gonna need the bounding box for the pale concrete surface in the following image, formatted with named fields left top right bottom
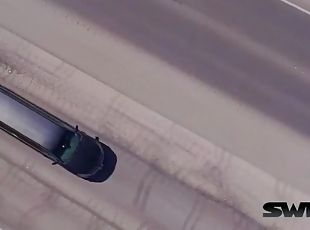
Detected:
left=0, top=157, right=118, bottom=230
left=0, top=22, right=266, bottom=230
left=0, top=78, right=264, bottom=230
left=0, top=0, right=310, bottom=229
left=0, top=27, right=309, bottom=229
left=0, top=0, right=310, bottom=197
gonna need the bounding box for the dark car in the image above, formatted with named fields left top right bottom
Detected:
left=0, top=85, right=117, bottom=182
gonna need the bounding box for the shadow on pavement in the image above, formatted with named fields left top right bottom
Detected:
left=50, top=0, right=310, bottom=137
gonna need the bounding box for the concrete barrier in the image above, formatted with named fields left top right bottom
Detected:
left=0, top=156, right=118, bottom=230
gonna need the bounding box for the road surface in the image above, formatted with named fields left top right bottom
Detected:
left=0, top=22, right=266, bottom=230
left=0, top=101, right=263, bottom=230
left=0, top=0, right=310, bottom=229
left=0, top=0, right=309, bottom=194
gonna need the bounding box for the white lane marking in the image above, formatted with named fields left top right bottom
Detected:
left=279, top=0, right=310, bottom=16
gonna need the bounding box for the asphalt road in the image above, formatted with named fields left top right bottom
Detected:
left=0, top=111, right=263, bottom=230
left=0, top=0, right=309, bottom=194
left=0, top=0, right=309, bottom=229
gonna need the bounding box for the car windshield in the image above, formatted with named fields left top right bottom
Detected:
left=56, top=132, right=80, bottom=163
